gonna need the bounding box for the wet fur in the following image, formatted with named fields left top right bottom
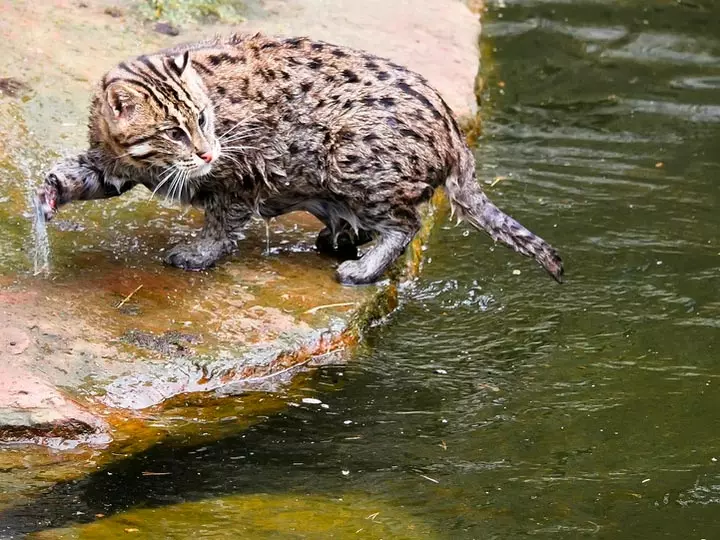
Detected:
left=37, top=33, right=563, bottom=284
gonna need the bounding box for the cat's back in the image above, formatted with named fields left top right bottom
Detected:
left=188, top=33, right=464, bottom=154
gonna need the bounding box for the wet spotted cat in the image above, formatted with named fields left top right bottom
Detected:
left=36, top=33, right=563, bottom=284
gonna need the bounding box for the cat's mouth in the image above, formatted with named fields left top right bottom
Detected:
left=189, top=144, right=220, bottom=178
left=190, top=161, right=214, bottom=178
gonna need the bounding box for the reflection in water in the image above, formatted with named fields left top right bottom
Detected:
left=3, top=0, right=720, bottom=538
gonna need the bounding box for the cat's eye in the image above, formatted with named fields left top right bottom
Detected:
left=167, top=127, right=187, bottom=142
left=198, top=111, right=207, bottom=128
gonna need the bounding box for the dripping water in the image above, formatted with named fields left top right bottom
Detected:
left=30, top=195, right=50, bottom=276
left=264, top=218, right=271, bottom=255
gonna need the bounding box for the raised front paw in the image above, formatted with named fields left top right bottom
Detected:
left=34, top=179, right=59, bottom=222
left=164, top=241, right=231, bottom=271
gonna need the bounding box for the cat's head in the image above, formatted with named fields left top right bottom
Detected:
left=95, top=50, right=221, bottom=179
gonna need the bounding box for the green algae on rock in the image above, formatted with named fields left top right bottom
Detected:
left=29, top=492, right=436, bottom=539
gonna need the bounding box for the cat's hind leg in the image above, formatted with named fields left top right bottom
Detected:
left=335, top=218, right=419, bottom=285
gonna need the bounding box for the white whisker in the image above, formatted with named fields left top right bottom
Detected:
left=222, top=145, right=259, bottom=152
left=164, top=168, right=182, bottom=204
left=217, top=113, right=258, bottom=139
left=149, top=166, right=176, bottom=200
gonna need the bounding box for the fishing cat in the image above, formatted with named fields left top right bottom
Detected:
left=35, top=33, right=564, bottom=284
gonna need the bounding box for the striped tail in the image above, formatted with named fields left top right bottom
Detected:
left=445, top=149, right=564, bottom=283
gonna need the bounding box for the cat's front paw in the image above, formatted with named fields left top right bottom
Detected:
left=35, top=179, right=59, bottom=222
left=164, top=241, right=229, bottom=271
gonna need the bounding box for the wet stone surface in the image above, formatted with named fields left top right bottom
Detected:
left=0, top=0, right=479, bottom=500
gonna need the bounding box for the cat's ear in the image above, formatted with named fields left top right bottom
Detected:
left=105, top=82, right=142, bottom=120
left=169, top=51, right=190, bottom=77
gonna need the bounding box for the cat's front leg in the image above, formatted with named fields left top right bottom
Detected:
left=164, top=194, right=251, bottom=271
left=36, top=151, right=135, bottom=221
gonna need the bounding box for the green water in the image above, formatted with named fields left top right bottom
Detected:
left=3, top=0, right=720, bottom=537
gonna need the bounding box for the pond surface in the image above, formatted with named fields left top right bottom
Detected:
left=3, top=0, right=720, bottom=537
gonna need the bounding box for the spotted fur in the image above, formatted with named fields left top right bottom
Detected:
left=36, top=33, right=563, bottom=284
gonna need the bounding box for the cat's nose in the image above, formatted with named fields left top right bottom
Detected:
left=198, top=151, right=213, bottom=164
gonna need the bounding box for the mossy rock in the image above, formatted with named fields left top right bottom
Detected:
left=138, top=0, right=248, bottom=24
left=31, top=493, right=436, bottom=539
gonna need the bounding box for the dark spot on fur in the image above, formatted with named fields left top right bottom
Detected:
left=377, top=71, right=390, bottom=81
left=308, top=59, right=323, bottom=70
left=379, top=97, right=395, bottom=108
left=287, top=56, right=302, bottom=66
left=260, top=42, right=278, bottom=50
left=288, top=142, right=300, bottom=156
left=285, top=37, right=305, bottom=48
left=256, top=68, right=273, bottom=82
left=342, top=69, right=359, bottom=83
left=332, top=49, right=348, bottom=58
left=344, top=154, right=359, bottom=164
left=316, top=98, right=326, bottom=108
left=364, top=81, right=373, bottom=87
left=311, top=43, right=324, bottom=51
left=342, top=99, right=354, bottom=109
left=217, top=85, right=226, bottom=95
left=363, top=133, right=380, bottom=142
left=325, top=74, right=337, bottom=83
left=300, top=81, right=313, bottom=92
left=396, top=81, right=442, bottom=119
left=365, top=61, right=379, bottom=70
left=361, top=97, right=376, bottom=107
left=391, top=161, right=403, bottom=173
left=280, top=70, right=290, bottom=80
left=191, top=60, right=213, bottom=76
left=208, top=53, right=237, bottom=66
left=340, top=130, right=355, bottom=142
left=323, top=132, right=332, bottom=145
left=400, top=128, right=423, bottom=140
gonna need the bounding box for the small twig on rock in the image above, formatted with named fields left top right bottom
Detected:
left=116, top=285, right=143, bottom=309
left=305, top=302, right=357, bottom=315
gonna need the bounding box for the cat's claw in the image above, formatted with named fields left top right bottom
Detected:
left=35, top=181, right=58, bottom=222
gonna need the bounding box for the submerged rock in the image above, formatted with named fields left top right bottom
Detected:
left=29, top=493, right=435, bottom=539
